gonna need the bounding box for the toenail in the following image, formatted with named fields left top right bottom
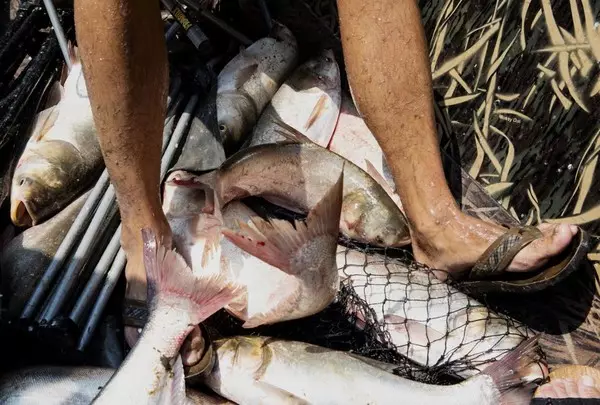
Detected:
left=569, top=225, right=578, bottom=235
left=581, top=375, right=595, bottom=387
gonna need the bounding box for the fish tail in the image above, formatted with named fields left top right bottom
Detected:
left=481, top=335, right=548, bottom=405
left=142, top=228, right=241, bottom=326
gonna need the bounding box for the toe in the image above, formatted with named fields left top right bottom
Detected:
left=509, top=224, right=575, bottom=272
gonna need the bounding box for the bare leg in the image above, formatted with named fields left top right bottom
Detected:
left=74, top=0, right=202, bottom=363
left=336, top=0, right=576, bottom=275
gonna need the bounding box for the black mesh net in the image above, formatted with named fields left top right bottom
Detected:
left=202, top=199, right=543, bottom=385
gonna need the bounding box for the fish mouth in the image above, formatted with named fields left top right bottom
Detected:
left=10, top=199, right=34, bottom=228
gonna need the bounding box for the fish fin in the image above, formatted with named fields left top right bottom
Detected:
left=30, top=106, right=59, bottom=141
left=242, top=279, right=302, bottom=328
left=43, top=81, right=64, bottom=109
left=364, top=159, right=394, bottom=194
left=222, top=167, right=343, bottom=274
left=481, top=335, right=546, bottom=405
left=271, top=115, right=313, bottom=144
left=234, top=63, right=259, bottom=89
left=252, top=381, right=311, bottom=405
left=383, top=314, right=445, bottom=343
left=142, top=228, right=241, bottom=325
left=304, top=93, right=328, bottom=132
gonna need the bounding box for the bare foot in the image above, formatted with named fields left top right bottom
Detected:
left=122, top=224, right=205, bottom=368
left=411, top=210, right=578, bottom=278
left=535, top=376, right=600, bottom=399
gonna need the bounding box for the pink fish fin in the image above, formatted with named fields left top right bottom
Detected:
left=270, top=115, right=313, bottom=144
left=225, top=290, right=249, bottom=321
left=189, top=213, right=224, bottom=270
left=234, top=63, right=259, bottom=89
left=304, top=94, right=328, bottom=131
left=242, top=279, right=302, bottom=328
left=30, top=105, right=59, bottom=142
left=365, top=160, right=394, bottom=195
left=43, top=81, right=64, bottom=109
left=251, top=381, right=311, bottom=405
left=480, top=335, right=546, bottom=405
left=141, top=228, right=242, bottom=325
left=223, top=166, right=344, bottom=275
left=383, top=314, right=445, bottom=343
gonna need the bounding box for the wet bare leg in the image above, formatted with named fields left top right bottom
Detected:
left=74, top=0, right=202, bottom=363
left=336, top=0, right=576, bottom=276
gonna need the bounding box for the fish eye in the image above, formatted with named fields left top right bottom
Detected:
left=219, top=124, right=227, bottom=133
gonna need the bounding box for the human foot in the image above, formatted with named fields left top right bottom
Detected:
left=535, top=376, right=600, bottom=399
left=411, top=210, right=578, bottom=280
left=122, top=224, right=206, bottom=368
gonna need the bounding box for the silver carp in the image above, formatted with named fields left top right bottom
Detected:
left=203, top=335, right=545, bottom=405
left=162, top=169, right=342, bottom=328
left=248, top=49, right=341, bottom=148
left=209, top=141, right=410, bottom=247
left=0, top=366, right=234, bottom=405
left=10, top=45, right=103, bottom=227
left=338, top=246, right=536, bottom=378
left=217, top=22, right=299, bottom=153
left=92, top=228, right=240, bottom=404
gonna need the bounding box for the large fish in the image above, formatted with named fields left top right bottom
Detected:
left=217, top=22, right=299, bottom=154
left=328, top=93, right=403, bottom=210
left=207, top=141, right=411, bottom=247
left=203, top=335, right=546, bottom=405
left=0, top=366, right=234, bottom=405
left=0, top=189, right=89, bottom=316
left=338, top=245, right=535, bottom=378
left=9, top=46, right=103, bottom=228
left=248, top=49, right=341, bottom=148
left=162, top=169, right=342, bottom=328
left=92, top=228, right=240, bottom=404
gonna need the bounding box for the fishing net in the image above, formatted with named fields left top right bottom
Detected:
left=202, top=199, right=542, bottom=385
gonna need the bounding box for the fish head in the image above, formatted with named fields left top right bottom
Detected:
left=217, top=94, right=257, bottom=152
left=269, top=22, right=298, bottom=48
left=341, top=191, right=410, bottom=247
left=10, top=140, right=86, bottom=227
left=290, top=49, right=340, bottom=94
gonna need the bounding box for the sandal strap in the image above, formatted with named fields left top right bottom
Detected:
left=122, top=298, right=148, bottom=329
left=468, top=226, right=543, bottom=280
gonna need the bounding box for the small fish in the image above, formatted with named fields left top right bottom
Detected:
left=0, top=366, right=234, bottom=405
left=338, top=246, right=538, bottom=379
left=92, top=228, right=240, bottom=404
left=204, top=335, right=546, bottom=405
left=217, top=22, right=299, bottom=154
left=248, top=49, right=341, bottom=148
left=10, top=44, right=103, bottom=228
left=208, top=139, right=411, bottom=247
left=162, top=169, right=342, bottom=328
left=0, top=190, right=89, bottom=316
left=328, top=93, right=403, bottom=210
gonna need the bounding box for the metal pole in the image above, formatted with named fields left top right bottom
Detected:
left=41, top=0, right=72, bottom=70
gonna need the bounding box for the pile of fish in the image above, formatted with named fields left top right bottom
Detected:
left=0, top=17, right=551, bottom=405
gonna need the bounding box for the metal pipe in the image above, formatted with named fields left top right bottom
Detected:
left=166, top=21, right=181, bottom=42
left=41, top=0, right=72, bottom=70
left=178, top=0, right=253, bottom=46
left=68, top=224, right=122, bottom=324
left=78, top=93, right=200, bottom=350
left=161, top=0, right=211, bottom=52
left=20, top=77, right=181, bottom=321
left=20, top=170, right=109, bottom=319
left=38, top=183, right=117, bottom=323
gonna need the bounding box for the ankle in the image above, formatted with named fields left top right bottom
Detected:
left=407, top=200, right=463, bottom=242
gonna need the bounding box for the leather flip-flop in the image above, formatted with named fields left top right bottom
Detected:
left=122, top=298, right=214, bottom=381
left=445, top=164, right=592, bottom=294
left=451, top=225, right=590, bottom=294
